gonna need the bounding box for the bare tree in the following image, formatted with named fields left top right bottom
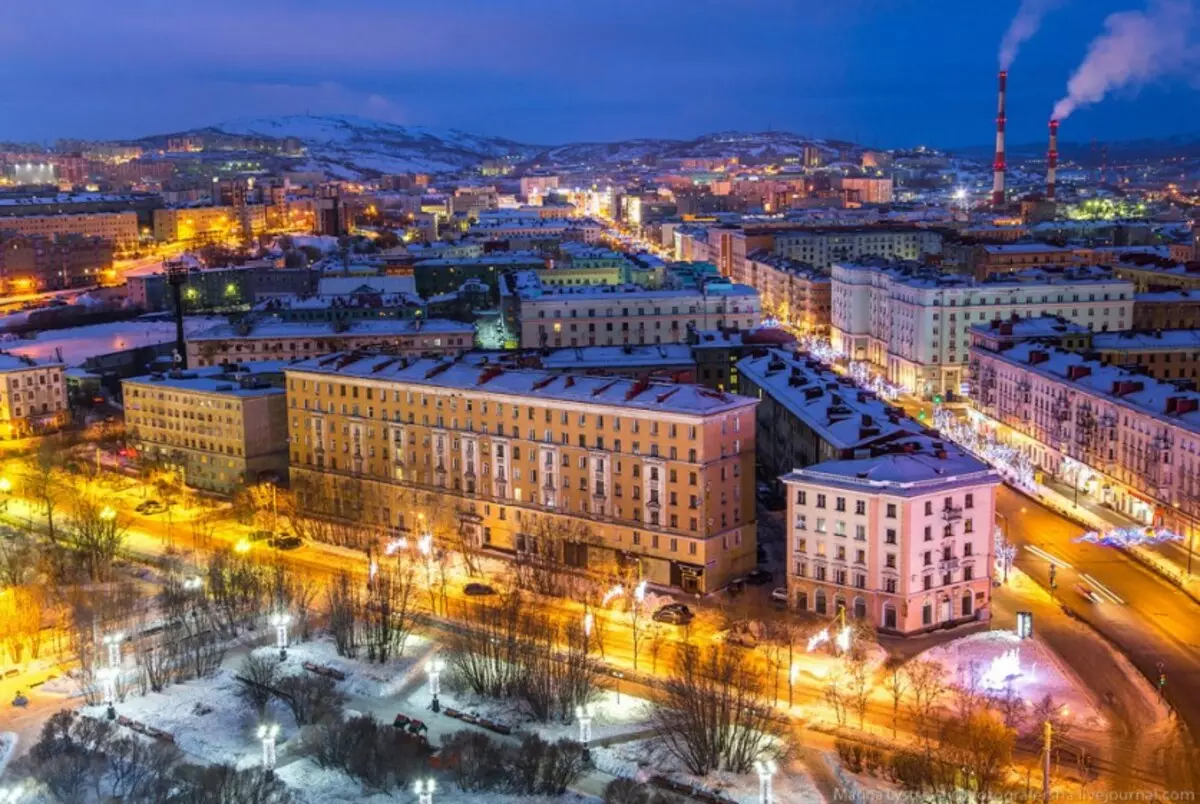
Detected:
left=267, top=560, right=317, bottom=642
left=205, top=547, right=264, bottom=637
left=649, top=644, right=786, bottom=775
left=846, top=656, right=872, bottom=730
left=275, top=673, right=345, bottom=726
left=67, top=492, right=128, bottom=582
left=996, top=675, right=1026, bottom=730
left=905, top=659, right=948, bottom=748
left=444, top=592, right=525, bottom=698
left=237, top=654, right=280, bottom=716
left=882, top=658, right=908, bottom=739
left=938, top=710, right=1015, bottom=804
left=171, top=762, right=297, bottom=803
left=518, top=616, right=602, bottom=723
left=134, top=637, right=176, bottom=694
left=824, top=668, right=849, bottom=726
left=364, top=564, right=418, bottom=663
left=326, top=570, right=361, bottom=658
left=514, top=515, right=599, bottom=598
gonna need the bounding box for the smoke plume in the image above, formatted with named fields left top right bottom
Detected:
left=1053, top=0, right=1199, bottom=120
left=999, top=0, right=1063, bottom=70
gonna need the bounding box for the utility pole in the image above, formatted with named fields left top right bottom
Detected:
left=1042, top=719, right=1053, bottom=804
left=165, top=258, right=189, bottom=369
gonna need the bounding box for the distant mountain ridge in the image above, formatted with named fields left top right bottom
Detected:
left=146, top=114, right=862, bottom=177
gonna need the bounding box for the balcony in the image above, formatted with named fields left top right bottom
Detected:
left=941, top=505, right=963, bottom=522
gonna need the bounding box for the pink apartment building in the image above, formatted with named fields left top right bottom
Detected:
left=781, top=436, right=999, bottom=635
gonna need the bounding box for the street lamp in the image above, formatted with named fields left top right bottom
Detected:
left=835, top=626, right=852, bottom=655
left=426, top=658, right=445, bottom=712
left=257, top=723, right=279, bottom=775
left=270, top=612, right=291, bottom=661
left=414, top=778, right=435, bottom=804
left=98, top=666, right=118, bottom=720
left=583, top=612, right=594, bottom=638
left=576, top=703, right=595, bottom=757
left=755, top=758, right=777, bottom=804
left=99, top=506, right=116, bottom=522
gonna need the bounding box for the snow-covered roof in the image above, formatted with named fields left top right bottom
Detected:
left=540, top=343, right=694, bottom=371
left=0, top=317, right=216, bottom=367
left=124, top=362, right=288, bottom=398
left=737, top=348, right=925, bottom=451
left=782, top=436, right=997, bottom=494
left=0, top=352, right=61, bottom=371
left=285, top=353, right=755, bottom=418
left=967, top=315, right=1089, bottom=339
left=188, top=317, right=474, bottom=342
left=316, top=276, right=416, bottom=297
left=1092, top=330, right=1200, bottom=351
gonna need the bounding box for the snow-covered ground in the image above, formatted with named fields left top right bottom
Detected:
left=921, top=630, right=1106, bottom=730
left=592, top=738, right=822, bottom=804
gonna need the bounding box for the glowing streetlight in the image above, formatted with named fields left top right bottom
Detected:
left=270, top=612, right=291, bottom=660
left=99, top=506, right=116, bottom=521
left=98, top=666, right=118, bottom=720
left=806, top=628, right=830, bottom=652
left=0, top=781, right=30, bottom=803
left=835, top=626, right=852, bottom=654
left=426, top=658, right=445, bottom=712
left=234, top=538, right=252, bottom=554
left=182, top=575, right=203, bottom=592
left=583, top=612, right=594, bottom=638
left=576, top=703, right=595, bottom=753
left=257, top=723, right=279, bottom=774
left=601, top=584, right=623, bottom=606
left=0, top=477, right=12, bottom=494
left=384, top=537, right=408, bottom=555
left=755, top=758, right=777, bottom=804
left=417, top=532, right=433, bottom=557
left=414, top=778, right=436, bottom=804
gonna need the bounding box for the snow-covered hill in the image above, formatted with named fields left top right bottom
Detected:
left=533, top=130, right=855, bottom=167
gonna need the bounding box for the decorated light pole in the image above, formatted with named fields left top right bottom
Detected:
left=257, top=723, right=279, bottom=775
left=414, top=778, right=436, bottom=804
left=426, top=658, right=445, bottom=712
left=576, top=703, right=595, bottom=758
left=755, top=758, right=777, bottom=804
left=270, top=612, right=291, bottom=661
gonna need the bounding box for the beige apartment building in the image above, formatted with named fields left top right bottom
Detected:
left=0, top=211, right=139, bottom=253
left=152, top=205, right=268, bottom=244
left=123, top=364, right=289, bottom=493
left=284, top=353, right=759, bottom=592
left=0, top=354, right=69, bottom=439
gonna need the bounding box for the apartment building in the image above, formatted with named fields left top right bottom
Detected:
left=284, top=354, right=758, bottom=592
left=152, top=205, right=268, bottom=244
left=187, top=318, right=476, bottom=368
left=0, top=211, right=138, bottom=252
left=772, top=227, right=942, bottom=272
left=1089, top=330, right=1200, bottom=382
left=781, top=436, right=998, bottom=634
left=1111, top=258, right=1200, bottom=293
left=744, top=251, right=831, bottom=335
left=1132, top=291, right=1200, bottom=330
left=0, top=353, right=69, bottom=439
left=512, top=276, right=761, bottom=349
left=737, top=348, right=925, bottom=492
left=831, top=261, right=1133, bottom=399
left=969, top=243, right=1078, bottom=280
left=123, top=363, right=288, bottom=493
left=969, top=340, right=1200, bottom=529
left=690, top=328, right=796, bottom=394
left=0, top=233, right=114, bottom=292
left=838, top=177, right=894, bottom=205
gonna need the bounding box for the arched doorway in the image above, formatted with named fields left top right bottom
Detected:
left=922, top=601, right=933, bottom=627
left=853, top=596, right=867, bottom=620
left=815, top=589, right=827, bottom=615
left=962, top=591, right=974, bottom=617
left=940, top=595, right=952, bottom=622
left=796, top=590, right=809, bottom=611
left=883, top=604, right=897, bottom=630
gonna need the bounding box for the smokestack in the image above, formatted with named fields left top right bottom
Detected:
left=1046, top=118, right=1059, bottom=201
left=992, top=70, right=1008, bottom=207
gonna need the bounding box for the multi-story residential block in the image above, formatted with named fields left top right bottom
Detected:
left=1132, top=291, right=1200, bottom=330
left=744, top=251, right=831, bottom=335
left=1111, top=256, right=1200, bottom=292
left=966, top=315, right=1092, bottom=355
left=831, top=261, right=1133, bottom=399
left=413, top=253, right=545, bottom=298
left=838, top=177, right=894, bottom=205
left=187, top=318, right=476, bottom=367
left=738, top=348, right=926, bottom=492
left=0, top=353, right=68, bottom=439
left=284, top=354, right=758, bottom=592
left=153, top=205, right=268, bottom=245
left=0, top=233, right=114, bottom=292
left=781, top=436, right=998, bottom=634
left=511, top=273, right=761, bottom=349
left=772, top=227, right=942, bottom=272
left=689, top=328, right=796, bottom=394
left=969, top=243, right=1078, bottom=280
left=123, top=363, right=289, bottom=493
left=969, top=340, right=1200, bottom=529
left=1090, top=330, right=1200, bottom=382
left=0, top=211, right=138, bottom=252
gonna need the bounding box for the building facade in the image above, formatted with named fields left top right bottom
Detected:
left=744, top=251, right=831, bottom=335
left=284, top=354, right=758, bottom=592
left=1132, top=291, right=1200, bottom=330
left=0, top=354, right=68, bottom=439
left=1092, top=330, right=1200, bottom=381
left=0, top=233, right=114, bottom=292
left=0, top=211, right=138, bottom=252
left=123, top=364, right=289, bottom=493
left=830, top=261, right=1133, bottom=399
left=781, top=438, right=998, bottom=635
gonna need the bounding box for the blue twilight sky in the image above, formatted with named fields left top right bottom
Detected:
left=0, top=0, right=1196, bottom=148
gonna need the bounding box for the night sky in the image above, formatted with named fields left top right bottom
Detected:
left=2, top=0, right=1196, bottom=147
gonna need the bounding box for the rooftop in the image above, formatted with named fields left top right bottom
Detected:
left=124, top=362, right=288, bottom=398
left=188, top=317, right=474, bottom=342
left=285, top=353, right=755, bottom=418
left=0, top=317, right=216, bottom=367
left=1092, top=330, right=1200, bottom=351
left=737, top=347, right=925, bottom=451
left=690, top=327, right=798, bottom=350
left=967, top=314, right=1090, bottom=339
left=316, top=276, right=417, bottom=297
left=782, top=435, right=996, bottom=492
left=0, top=351, right=61, bottom=371
left=540, top=343, right=694, bottom=371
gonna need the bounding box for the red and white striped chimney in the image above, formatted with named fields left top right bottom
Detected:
left=1046, top=118, right=1059, bottom=201
left=992, top=71, right=1007, bottom=207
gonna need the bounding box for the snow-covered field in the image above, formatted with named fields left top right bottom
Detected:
left=592, top=738, right=822, bottom=804
left=921, top=630, right=1105, bottom=729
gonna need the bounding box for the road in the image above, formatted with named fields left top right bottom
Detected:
left=998, top=486, right=1200, bottom=744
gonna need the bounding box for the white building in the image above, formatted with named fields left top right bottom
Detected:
left=830, top=261, right=1133, bottom=399
left=773, top=227, right=941, bottom=271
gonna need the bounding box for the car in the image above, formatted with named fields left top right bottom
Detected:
left=1075, top=583, right=1100, bottom=603
left=652, top=603, right=694, bottom=625
left=267, top=535, right=303, bottom=551
left=746, top=569, right=774, bottom=586
left=135, top=500, right=165, bottom=514
left=770, top=587, right=789, bottom=604
left=463, top=582, right=495, bottom=597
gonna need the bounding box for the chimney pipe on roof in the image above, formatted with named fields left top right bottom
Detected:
left=992, top=71, right=1007, bottom=207
left=1046, top=119, right=1059, bottom=201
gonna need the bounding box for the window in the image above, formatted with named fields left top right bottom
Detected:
left=816, top=494, right=827, bottom=509
left=854, top=500, right=866, bottom=515
left=885, top=578, right=897, bottom=593
left=924, top=501, right=933, bottom=516
left=886, top=503, right=896, bottom=518
left=885, top=528, right=897, bottom=545
left=815, top=517, right=827, bottom=533
left=964, top=493, right=974, bottom=509
left=924, top=525, right=932, bottom=541
left=963, top=542, right=973, bottom=556
left=796, top=490, right=807, bottom=505
left=923, top=575, right=932, bottom=591
left=835, top=497, right=846, bottom=512
left=797, top=538, right=808, bottom=553
left=885, top=553, right=896, bottom=569
left=964, top=566, right=974, bottom=581
left=796, top=514, right=807, bottom=531
left=923, top=551, right=932, bottom=566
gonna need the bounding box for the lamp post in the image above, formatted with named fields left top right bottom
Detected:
left=257, top=723, right=279, bottom=776
left=426, top=658, right=445, bottom=712
left=755, top=758, right=777, bottom=804
left=576, top=703, right=595, bottom=758
left=270, top=612, right=291, bottom=661
left=98, top=666, right=117, bottom=720
left=414, top=778, right=435, bottom=804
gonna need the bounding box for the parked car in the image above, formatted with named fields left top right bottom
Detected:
left=463, top=583, right=495, bottom=597
left=770, top=587, right=789, bottom=604
left=652, top=603, right=694, bottom=625
left=268, top=535, right=303, bottom=551
left=135, top=500, right=165, bottom=515
left=745, top=568, right=773, bottom=586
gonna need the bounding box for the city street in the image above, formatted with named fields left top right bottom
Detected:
left=998, top=486, right=1200, bottom=747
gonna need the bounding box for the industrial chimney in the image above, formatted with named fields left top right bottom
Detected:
left=992, top=71, right=1007, bottom=207
left=1046, top=118, right=1059, bottom=201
